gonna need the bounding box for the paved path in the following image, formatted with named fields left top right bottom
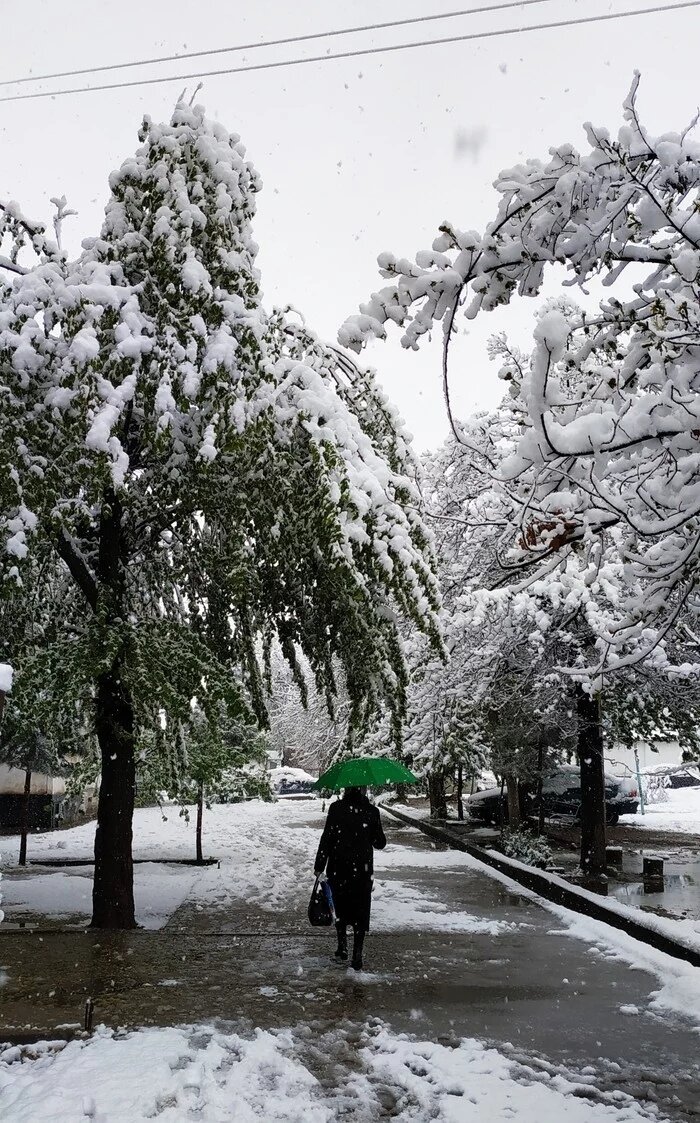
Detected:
left=2, top=807, right=700, bottom=1119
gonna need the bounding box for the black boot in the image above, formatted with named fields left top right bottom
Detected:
left=351, top=927, right=365, bottom=971
left=334, top=922, right=348, bottom=962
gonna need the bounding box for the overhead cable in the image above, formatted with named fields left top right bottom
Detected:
left=1, top=0, right=562, bottom=88
left=0, top=1, right=697, bottom=104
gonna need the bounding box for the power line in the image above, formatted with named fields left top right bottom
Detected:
left=1, top=0, right=562, bottom=88
left=0, top=1, right=697, bottom=105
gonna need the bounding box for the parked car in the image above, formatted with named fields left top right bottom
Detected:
left=648, top=764, right=700, bottom=789
left=467, top=765, right=639, bottom=826
left=270, top=767, right=318, bottom=799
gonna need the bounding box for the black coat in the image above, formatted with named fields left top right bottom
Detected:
left=314, top=796, right=386, bottom=931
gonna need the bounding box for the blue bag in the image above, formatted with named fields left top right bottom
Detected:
left=308, top=875, right=336, bottom=927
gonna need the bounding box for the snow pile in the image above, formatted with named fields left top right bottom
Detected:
left=0, top=1022, right=664, bottom=1122
left=361, top=1027, right=658, bottom=1122
left=0, top=1025, right=327, bottom=1123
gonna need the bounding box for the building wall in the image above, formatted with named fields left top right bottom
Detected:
left=605, top=741, right=684, bottom=776
left=0, top=764, right=66, bottom=796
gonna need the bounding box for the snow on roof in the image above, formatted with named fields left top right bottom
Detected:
left=269, top=766, right=317, bottom=784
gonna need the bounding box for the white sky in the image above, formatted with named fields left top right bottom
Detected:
left=2, top=0, right=699, bottom=450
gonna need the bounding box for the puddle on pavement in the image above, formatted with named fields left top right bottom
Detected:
left=610, top=858, right=700, bottom=922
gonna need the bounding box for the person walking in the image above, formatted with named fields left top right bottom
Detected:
left=314, top=786, right=386, bottom=970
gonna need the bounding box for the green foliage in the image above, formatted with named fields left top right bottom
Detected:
left=136, top=705, right=270, bottom=811
left=502, top=828, right=553, bottom=868
left=0, top=101, right=442, bottom=790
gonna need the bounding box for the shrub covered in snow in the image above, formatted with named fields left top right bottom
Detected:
left=501, top=828, right=553, bottom=868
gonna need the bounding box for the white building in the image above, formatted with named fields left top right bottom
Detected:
left=0, top=764, right=65, bottom=798
left=0, top=765, right=97, bottom=831
left=605, top=740, right=687, bottom=778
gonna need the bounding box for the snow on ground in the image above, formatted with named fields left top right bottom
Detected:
left=0, top=801, right=321, bottom=926
left=372, top=878, right=518, bottom=936
left=3, top=798, right=700, bottom=1032
left=0, top=801, right=528, bottom=936
left=0, top=865, right=203, bottom=930
left=0, top=1021, right=665, bottom=1123
left=2, top=800, right=700, bottom=1117
left=547, top=907, right=700, bottom=1033
left=626, top=786, right=700, bottom=834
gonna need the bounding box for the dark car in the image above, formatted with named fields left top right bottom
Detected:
left=467, top=765, right=639, bottom=826
left=270, top=768, right=319, bottom=799
left=276, top=777, right=316, bottom=797
left=665, top=765, right=700, bottom=789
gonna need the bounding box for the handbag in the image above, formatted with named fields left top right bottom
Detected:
left=308, top=875, right=335, bottom=927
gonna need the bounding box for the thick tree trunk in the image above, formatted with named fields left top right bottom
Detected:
left=428, top=771, right=448, bottom=820
left=196, top=780, right=204, bottom=863
left=18, top=769, right=31, bottom=866
left=91, top=668, right=137, bottom=929
left=505, top=775, right=521, bottom=827
left=456, top=764, right=464, bottom=820
left=576, top=683, right=606, bottom=875
left=395, top=783, right=408, bottom=803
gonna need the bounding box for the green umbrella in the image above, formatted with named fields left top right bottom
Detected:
left=313, top=756, right=418, bottom=791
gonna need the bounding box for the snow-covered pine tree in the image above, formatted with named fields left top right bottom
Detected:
left=0, top=103, right=441, bottom=928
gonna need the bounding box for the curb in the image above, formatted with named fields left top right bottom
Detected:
left=27, top=858, right=219, bottom=867
left=382, top=805, right=700, bottom=969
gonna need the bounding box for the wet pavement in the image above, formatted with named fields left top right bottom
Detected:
left=437, top=812, right=700, bottom=927
left=2, top=813, right=700, bottom=1119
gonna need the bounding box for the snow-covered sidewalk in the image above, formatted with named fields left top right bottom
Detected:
left=2, top=800, right=700, bottom=1121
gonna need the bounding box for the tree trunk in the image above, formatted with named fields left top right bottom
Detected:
left=395, top=782, right=408, bottom=803
left=196, top=780, right=204, bottom=863
left=91, top=668, right=137, bottom=929
left=18, top=769, right=31, bottom=866
left=536, top=743, right=545, bottom=836
left=576, top=683, right=606, bottom=875
left=505, top=775, right=521, bottom=827
left=456, top=764, right=464, bottom=820
left=428, top=771, right=448, bottom=820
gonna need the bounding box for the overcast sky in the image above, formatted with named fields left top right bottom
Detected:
left=2, top=0, right=699, bottom=450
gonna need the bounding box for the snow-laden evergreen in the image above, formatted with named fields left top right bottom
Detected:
left=0, top=102, right=441, bottom=927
